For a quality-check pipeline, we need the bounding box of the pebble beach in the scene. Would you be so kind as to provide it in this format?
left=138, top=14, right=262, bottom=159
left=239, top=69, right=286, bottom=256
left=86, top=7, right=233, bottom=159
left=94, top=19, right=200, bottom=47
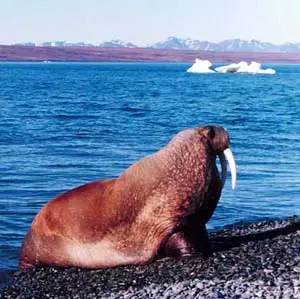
left=1, top=216, right=299, bottom=298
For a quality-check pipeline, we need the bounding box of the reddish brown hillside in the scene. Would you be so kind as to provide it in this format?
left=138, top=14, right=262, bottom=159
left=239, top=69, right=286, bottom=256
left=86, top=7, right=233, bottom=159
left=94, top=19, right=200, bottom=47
left=1, top=45, right=300, bottom=63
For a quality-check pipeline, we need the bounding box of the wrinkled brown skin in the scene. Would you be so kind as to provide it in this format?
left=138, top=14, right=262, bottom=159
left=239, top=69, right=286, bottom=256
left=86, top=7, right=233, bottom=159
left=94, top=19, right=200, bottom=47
left=20, top=126, right=230, bottom=269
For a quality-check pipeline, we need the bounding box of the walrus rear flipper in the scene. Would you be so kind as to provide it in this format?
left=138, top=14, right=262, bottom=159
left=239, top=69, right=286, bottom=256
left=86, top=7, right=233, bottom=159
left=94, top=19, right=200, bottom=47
left=20, top=230, right=69, bottom=269
left=19, top=230, right=38, bottom=269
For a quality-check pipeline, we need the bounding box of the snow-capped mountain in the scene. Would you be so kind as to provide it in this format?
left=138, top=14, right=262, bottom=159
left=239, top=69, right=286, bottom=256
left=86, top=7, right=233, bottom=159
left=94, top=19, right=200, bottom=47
left=13, top=37, right=300, bottom=53
left=183, top=39, right=220, bottom=51
left=148, top=37, right=220, bottom=51
left=99, top=39, right=137, bottom=48
left=148, top=36, right=190, bottom=50
left=278, top=42, right=300, bottom=52
left=217, top=39, right=278, bottom=52
left=14, top=41, right=94, bottom=47
left=148, top=37, right=300, bottom=52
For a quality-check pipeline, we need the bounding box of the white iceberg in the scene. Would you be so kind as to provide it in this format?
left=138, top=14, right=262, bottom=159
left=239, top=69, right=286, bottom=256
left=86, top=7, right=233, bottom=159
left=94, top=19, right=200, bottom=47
left=215, top=61, right=276, bottom=74
left=258, top=68, right=276, bottom=74
left=187, top=59, right=215, bottom=73
left=187, top=59, right=276, bottom=74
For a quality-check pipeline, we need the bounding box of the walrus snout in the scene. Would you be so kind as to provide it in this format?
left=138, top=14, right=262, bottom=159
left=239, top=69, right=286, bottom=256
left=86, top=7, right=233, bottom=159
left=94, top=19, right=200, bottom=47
left=201, top=125, right=230, bottom=153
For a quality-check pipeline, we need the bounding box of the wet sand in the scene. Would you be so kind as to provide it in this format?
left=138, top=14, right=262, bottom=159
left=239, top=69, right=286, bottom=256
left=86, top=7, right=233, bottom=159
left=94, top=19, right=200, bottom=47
left=1, top=216, right=299, bottom=298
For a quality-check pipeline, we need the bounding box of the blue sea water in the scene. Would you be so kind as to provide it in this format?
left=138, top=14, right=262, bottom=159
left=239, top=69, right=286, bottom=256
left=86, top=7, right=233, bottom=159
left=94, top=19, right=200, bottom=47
left=0, top=62, right=299, bottom=271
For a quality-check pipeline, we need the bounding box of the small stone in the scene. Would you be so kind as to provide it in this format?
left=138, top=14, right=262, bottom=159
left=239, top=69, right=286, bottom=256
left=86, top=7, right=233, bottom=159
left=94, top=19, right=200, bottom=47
left=293, top=267, right=300, bottom=273
left=196, top=282, right=204, bottom=289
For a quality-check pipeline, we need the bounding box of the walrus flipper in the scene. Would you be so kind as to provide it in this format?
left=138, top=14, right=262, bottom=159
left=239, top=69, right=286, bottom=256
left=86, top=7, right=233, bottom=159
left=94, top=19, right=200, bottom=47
left=163, top=225, right=211, bottom=259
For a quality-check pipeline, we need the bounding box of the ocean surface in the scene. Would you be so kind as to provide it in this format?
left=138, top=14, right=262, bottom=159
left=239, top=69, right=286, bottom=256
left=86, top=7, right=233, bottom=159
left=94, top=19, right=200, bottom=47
left=0, top=62, right=299, bottom=271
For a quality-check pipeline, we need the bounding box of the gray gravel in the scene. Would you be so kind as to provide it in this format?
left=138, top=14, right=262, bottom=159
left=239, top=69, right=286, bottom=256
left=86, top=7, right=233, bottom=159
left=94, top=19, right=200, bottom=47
left=1, top=216, right=300, bottom=298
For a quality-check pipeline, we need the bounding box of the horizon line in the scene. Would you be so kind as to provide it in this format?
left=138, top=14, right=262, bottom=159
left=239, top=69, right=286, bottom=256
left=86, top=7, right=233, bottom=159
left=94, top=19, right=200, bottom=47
left=4, top=36, right=300, bottom=47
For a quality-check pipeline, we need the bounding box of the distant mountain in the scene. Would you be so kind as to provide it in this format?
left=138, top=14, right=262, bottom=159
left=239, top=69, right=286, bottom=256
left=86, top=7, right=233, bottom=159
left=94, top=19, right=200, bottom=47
left=149, top=36, right=191, bottom=50
left=218, top=39, right=278, bottom=52
left=12, top=37, right=300, bottom=53
left=149, top=37, right=300, bottom=53
left=14, top=41, right=94, bottom=47
left=99, top=39, right=137, bottom=48
left=148, top=37, right=220, bottom=51
left=278, top=42, right=300, bottom=52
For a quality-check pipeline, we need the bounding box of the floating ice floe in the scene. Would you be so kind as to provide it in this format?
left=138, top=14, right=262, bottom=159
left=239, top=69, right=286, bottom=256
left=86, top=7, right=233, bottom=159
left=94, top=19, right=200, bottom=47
left=186, top=58, right=215, bottom=73
left=215, top=61, right=276, bottom=74
left=187, top=59, right=276, bottom=74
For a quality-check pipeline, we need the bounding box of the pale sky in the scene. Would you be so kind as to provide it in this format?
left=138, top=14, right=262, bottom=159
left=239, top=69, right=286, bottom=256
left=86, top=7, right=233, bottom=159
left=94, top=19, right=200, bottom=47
left=1, top=0, right=299, bottom=45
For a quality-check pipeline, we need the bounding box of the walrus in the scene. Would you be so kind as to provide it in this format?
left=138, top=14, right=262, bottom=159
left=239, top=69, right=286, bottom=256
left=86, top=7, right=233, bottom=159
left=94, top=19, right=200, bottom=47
left=20, top=125, right=237, bottom=269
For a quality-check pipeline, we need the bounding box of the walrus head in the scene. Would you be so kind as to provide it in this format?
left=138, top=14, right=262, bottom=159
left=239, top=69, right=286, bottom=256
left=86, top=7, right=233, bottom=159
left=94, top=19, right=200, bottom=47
left=198, top=126, right=237, bottom=190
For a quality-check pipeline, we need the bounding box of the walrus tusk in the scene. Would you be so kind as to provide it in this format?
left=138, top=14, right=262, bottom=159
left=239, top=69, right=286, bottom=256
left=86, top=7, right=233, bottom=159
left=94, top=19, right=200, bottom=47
left=219, top=148, right=237, bottom=190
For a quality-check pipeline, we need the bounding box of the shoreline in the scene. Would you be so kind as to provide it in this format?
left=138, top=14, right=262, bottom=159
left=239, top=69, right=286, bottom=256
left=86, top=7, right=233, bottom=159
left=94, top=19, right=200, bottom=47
left=1, top=45, right=300, bottom=63
left=1, top=216, right=299, bottom=298
left=1, top=60, right=299, bottom=65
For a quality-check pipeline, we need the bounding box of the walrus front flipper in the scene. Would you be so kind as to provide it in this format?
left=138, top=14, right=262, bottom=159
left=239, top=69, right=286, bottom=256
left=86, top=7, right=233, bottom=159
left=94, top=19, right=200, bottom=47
left=163, top=226, right=212, bottom=259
